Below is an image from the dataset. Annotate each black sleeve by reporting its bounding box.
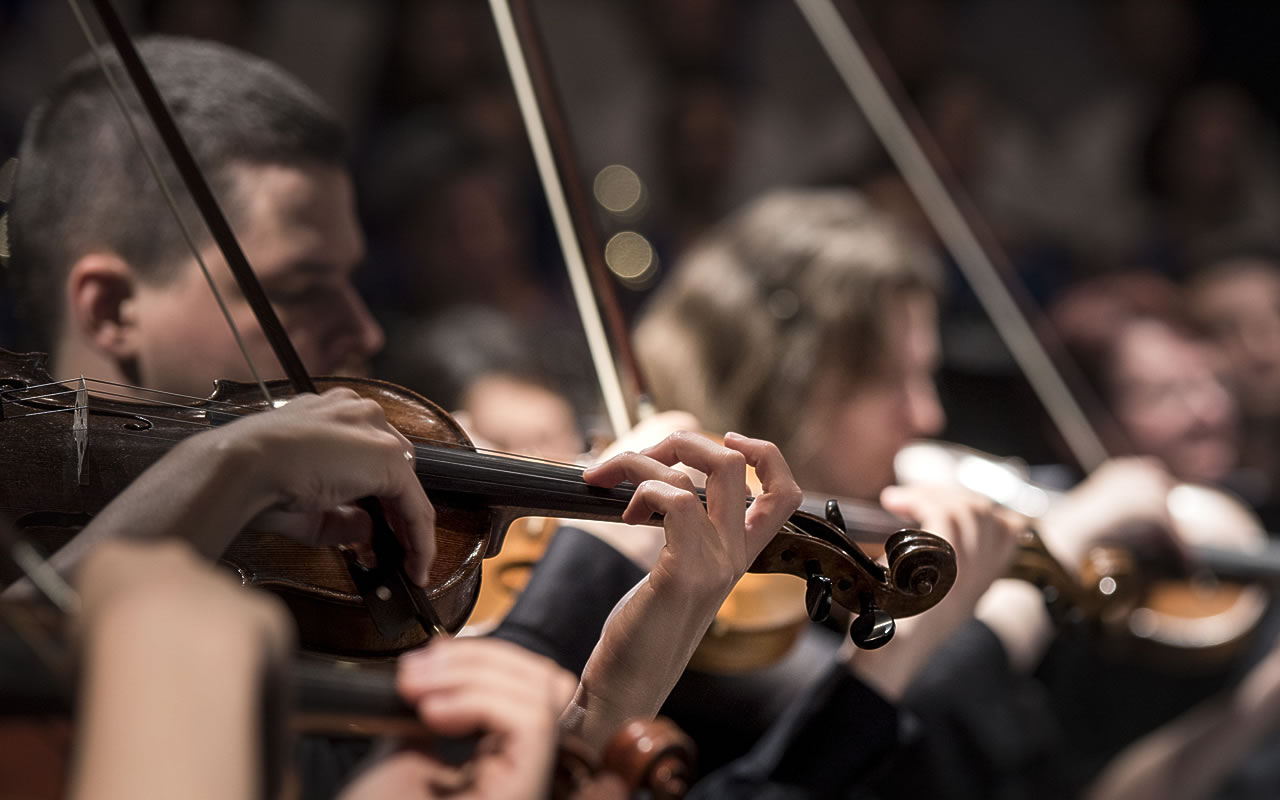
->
[489,526,645,676]
[689,660,903,800]
[874,619,1075,800]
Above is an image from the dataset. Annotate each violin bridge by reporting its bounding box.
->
[74,377,89,485]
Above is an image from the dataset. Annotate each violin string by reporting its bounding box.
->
[0,429,628,516]
[3,377,594,473]
[1,391,763,531]
[0,387,82,406]
[10,402,599,492]
[0,377,273,416]
[2,374,703,503]
[5,395,247,431]
[6,396,598,480]
[2,379,605,477]
[5,395,615,498]
[2,378,583,468]
[76,376,278,412]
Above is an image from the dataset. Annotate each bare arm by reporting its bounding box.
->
[67,540,294,800]
[985,458,1180,674]
[846,485,1024,699]
[566,432,803,748]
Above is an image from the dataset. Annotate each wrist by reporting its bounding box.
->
[197,426,281,519]
[1034,510,1090,574]
[975,578,1053,673]
[648,554,734,612]
[87,585,273,675]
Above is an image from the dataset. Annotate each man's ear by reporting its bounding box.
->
[65,252,142,360]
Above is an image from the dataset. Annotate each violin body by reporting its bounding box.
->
[0,350,489,655]
[0,349,959,659]
[899,440,1273,669]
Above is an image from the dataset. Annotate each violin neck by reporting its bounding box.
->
[412,445,916,546]
[290,659,426,738]
[1195,543,1280,584]
[798,495,908,541]
[412,444,637,523]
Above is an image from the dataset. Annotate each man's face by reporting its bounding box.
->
[1109,319,1238,484]
[805,290,945,500]
[1188,262,1280,421]
[129,163,384,397]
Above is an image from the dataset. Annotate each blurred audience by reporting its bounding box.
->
[377,305,585,462]
[1187,252,1280,527]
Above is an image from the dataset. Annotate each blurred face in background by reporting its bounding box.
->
[1188,259,1280,422]
[804,289,945,499]
[1107,318,1238,484]
[457,374,584,462]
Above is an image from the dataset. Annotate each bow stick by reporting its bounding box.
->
[794,0,1115,472]
[65,0,446,640]
[489,0,653,438]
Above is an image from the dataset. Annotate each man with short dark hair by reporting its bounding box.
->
[7,36,383,397]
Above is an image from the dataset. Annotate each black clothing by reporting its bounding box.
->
[691,660,901,800]
[492,525,646,675]
[868,620,1075,800]
[494,525,907,795]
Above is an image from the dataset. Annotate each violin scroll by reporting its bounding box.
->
[600,718,696,800]
[750,508,957,650]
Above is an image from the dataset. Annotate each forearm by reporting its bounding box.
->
[69,600,270,800]
[490,527,645,675]
[567,572,726,748]
[10,436,268,593]
[973,579,1053,673]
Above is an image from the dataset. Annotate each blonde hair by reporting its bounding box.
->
[635,188,940,469]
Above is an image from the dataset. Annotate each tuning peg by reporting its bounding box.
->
[805,560,833,623]
[824,498,847,532]
[849,596,895,650]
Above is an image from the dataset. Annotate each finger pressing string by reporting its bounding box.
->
[723,432,802,540]
[636,432,747,535]
[582,451,698,495]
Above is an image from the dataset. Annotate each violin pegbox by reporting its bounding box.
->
[749,500,957,651]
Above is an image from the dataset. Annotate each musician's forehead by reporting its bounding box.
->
[222,162,365,277]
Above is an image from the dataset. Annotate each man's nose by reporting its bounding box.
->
[908,379,946,438]
[334,286,385,363]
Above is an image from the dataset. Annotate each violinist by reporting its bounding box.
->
[1,37,847,800]
[0,381,577,798]
[492,187,1061,792]
[0,34,587,799]
[5,37,383,400]
[1,348,799,798]
[624,188,1252,798]
[1187,251,1280,529]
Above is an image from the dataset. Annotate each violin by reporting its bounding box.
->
[465,474,911,673]
[0,605,696,800]
[687,437,1279,670]
[0,348,958,659]
[897,440,1276,667]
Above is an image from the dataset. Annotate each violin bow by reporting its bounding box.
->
[0,520,77,685]
[489,0,652,439]
[63,0,447,640]
[793,0,1114,472]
